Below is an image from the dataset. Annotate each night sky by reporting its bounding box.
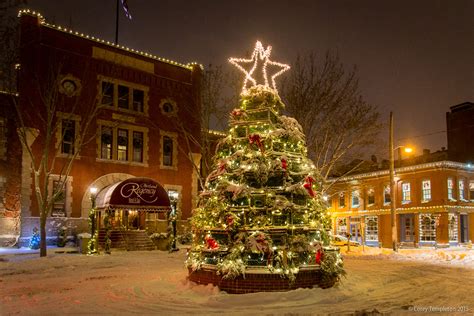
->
[26,0,473,153]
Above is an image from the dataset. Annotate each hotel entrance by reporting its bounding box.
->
[92,177,171,250]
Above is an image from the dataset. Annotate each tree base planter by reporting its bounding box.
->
[188,266,338,294]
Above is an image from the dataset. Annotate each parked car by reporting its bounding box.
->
[331,234,361,247]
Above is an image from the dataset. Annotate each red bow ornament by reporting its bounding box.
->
[303,176,316,197]
[315,249,324,264]
[205,236,219,250]
[248,134,265,153]
[281,158,287,170]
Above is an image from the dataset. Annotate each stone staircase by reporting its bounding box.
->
[98,229,155,251]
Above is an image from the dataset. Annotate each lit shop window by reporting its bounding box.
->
[402,182,411,203]
[419,214,436,242]
[448,213,458,242]
[365,216,378,241]
[336,218,347,236]
[421,180,431,202]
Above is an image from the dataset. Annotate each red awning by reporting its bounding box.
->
[95,177,170,211]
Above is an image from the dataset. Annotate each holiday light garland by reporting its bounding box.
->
[229,41,290,94]
[17,9,201,70]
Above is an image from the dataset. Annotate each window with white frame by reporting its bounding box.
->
[61,119,76,155]
[351,190,360,208]
[448,213,458,242]
[338,192,345,208]
[447,178,454,200]
[99,77,148,114]
[384,184,391,204]
[51,180,67,217]
[419,213,436,242]
[97,121,148,164]
[367,188,375,205]
[336,218,347,235]
[365,216,378,241]
[421,179,431,202]
[469,181,474,201]
[458,180,465,200]
[160,131,178,169]
[402,182,411,203]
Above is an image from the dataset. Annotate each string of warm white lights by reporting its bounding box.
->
[17,9,201,70]
[229,41,290,94]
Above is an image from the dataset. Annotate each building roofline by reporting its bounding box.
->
[329,160,474,182]
[18,9,203,71]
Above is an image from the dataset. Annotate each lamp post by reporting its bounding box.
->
[389,112,413,252]
[89,187,98,254]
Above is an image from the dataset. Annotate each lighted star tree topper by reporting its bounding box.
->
[229,41,290,94]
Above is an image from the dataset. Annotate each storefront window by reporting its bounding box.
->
[448,213,458,242]
[336,218,347,236]
[365,216,378,241]
[419,213,436,242]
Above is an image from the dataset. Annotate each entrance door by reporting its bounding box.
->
[460,214,469,243]
[400,214,414,242]
[350,217,362,243]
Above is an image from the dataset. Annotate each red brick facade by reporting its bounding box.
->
[328,161,474,248]
[0,11,202,245]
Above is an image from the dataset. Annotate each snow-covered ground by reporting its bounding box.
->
[1,246,473,315]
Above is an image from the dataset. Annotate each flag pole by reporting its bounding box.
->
[115,0,119,44]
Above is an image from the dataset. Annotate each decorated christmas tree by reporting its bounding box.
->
[187,41,345,293]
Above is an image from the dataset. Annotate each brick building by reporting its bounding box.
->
[447,102,474,163]
[328,161,474,248]
[0,10,202,246]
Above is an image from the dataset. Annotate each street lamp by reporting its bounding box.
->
[389,112,413,252]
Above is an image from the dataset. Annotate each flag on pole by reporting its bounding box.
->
[121,0,132,20]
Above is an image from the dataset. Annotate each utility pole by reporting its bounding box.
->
[389,112,398,252]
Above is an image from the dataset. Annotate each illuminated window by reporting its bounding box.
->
[458,180,465,200]
[421,180,431,202]
[338,192,345,208]
[419,214,436,242]
[367,188,375,205]
[101,126,113,159]
[117,129,128,161]
[402,182,411,203]
[447,178,454,200]
[351,190,360,208]
[336,218,347,235]
[469,181,474,200]
[132,131,143,163]
[365,216,378,241]
[384,184,391,204]
[448,213,458,242]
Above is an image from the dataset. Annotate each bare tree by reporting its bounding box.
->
[280,51,382,184]
[13,59,105,257]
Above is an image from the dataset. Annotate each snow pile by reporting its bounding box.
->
[1,248,473,315]
[340,245,474,268]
